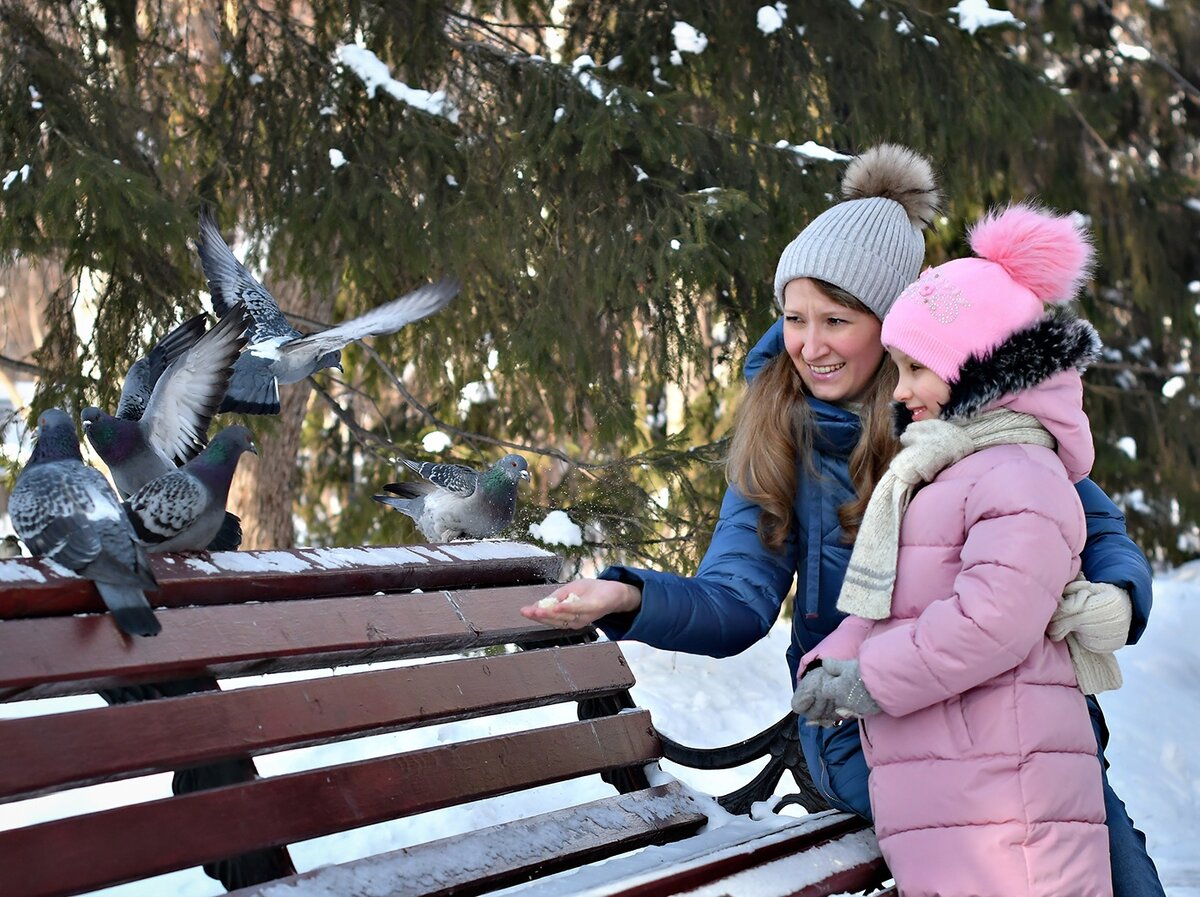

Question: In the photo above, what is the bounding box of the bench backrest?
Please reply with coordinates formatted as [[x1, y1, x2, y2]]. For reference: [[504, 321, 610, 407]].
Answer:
[[0, 542, 708, 897]]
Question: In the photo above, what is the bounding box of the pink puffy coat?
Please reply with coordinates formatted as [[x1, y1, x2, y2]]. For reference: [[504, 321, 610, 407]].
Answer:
[[802, 370, 1111, 897]]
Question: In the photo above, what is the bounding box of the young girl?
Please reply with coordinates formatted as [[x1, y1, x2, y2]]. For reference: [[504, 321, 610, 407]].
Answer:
[[793, 204, 1113, 897]]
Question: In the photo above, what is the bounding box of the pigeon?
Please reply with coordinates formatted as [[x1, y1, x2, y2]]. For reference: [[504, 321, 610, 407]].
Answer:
[[112, 312, 208, 423], [374, 453, 531, 542], [82, 302, 251, 498], [9, 409, 161, 636], [0, 535, 22, 558], [197, 206, 461, 415], [123, 426, 257, 553]]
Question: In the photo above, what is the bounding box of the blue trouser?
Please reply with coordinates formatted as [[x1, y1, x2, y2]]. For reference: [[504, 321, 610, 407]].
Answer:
[[1087, 696, 1166, 897], [797, 696, 1165, 896]]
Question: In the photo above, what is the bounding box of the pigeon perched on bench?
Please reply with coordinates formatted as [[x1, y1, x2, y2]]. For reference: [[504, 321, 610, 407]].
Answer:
[[197, 206, 460, 415], [82, 302, 250, 497], [123, 426, 257, 553], [373, 453, 530, 542], [9, 409, 161, 637]]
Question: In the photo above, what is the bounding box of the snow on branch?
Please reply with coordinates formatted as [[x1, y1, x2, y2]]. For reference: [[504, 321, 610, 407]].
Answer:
[[335, 44, 460, 123]]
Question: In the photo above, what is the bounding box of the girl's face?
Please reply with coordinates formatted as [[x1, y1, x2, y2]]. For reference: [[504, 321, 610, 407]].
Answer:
[[889, 347, 951, 421], [782, 278, 885, 404]]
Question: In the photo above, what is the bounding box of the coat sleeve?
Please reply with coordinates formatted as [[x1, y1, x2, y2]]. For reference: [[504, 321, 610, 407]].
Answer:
[[858, 460, 1082, 718], [798, 615, 873, 679], [1074, 477, 1153, 644], [596, 480, 797, 657]]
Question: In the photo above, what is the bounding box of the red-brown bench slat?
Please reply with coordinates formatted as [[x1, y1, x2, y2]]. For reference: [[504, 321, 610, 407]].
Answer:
[[569, 814, 878, 897], [0, 542, 560, 618], [0, 584, 564, 700], [1, 710, 661, 897], [227, 781, 711, 897], [0, 642, 634, 802], [462, 809, 884, 897]]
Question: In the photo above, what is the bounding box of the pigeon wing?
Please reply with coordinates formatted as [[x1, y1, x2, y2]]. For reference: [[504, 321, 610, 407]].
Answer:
[[24, 512, 103, 569], [280, 278, 460, 363], [197, 207, 301, 344], [125, 471, 206, 546], [141, 303, 251, 465], [117, 313, 208, 421], [10, 465, 115, 569], [404, 459, 479, 496]]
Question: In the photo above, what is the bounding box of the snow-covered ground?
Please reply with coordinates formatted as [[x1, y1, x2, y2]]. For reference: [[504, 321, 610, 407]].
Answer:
[[2, 564, 1197, 896]]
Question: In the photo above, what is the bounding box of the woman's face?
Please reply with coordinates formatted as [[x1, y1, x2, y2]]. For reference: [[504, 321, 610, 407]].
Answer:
[[781, 278, 885, 404]]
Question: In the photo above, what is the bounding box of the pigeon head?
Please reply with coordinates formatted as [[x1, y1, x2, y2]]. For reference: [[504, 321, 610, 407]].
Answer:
[[81, 406, 136, 460], [198, 425, 258, 466], [315, 350, 343, 374], [29, 408, 83, 463], [188, 425, 257, 494], [494, 454, 531, 484]]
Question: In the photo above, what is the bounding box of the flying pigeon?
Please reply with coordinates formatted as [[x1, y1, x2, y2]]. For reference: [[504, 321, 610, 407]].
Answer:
[[112, 312, 208, 423], [82, 302, 251, 499], [123, 426, 257, 553], [374, 453, 531, 542], [0, 535, 22, 559], [197, 206, 461, 415], [9, 409, 161, 637]]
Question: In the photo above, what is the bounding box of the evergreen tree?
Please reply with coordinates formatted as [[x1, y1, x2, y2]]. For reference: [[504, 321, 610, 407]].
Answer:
[[1, 1, 1196, 568]]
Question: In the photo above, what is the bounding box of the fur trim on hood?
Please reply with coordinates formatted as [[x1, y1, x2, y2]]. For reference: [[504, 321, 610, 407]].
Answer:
[[894, 312, 1101, 432]]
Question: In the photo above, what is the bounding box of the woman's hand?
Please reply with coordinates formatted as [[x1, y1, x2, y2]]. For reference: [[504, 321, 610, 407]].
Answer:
[[519, 578, 642, 630]]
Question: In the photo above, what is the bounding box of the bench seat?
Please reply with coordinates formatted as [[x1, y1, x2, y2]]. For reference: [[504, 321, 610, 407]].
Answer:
[[0, 542, 886, 897]]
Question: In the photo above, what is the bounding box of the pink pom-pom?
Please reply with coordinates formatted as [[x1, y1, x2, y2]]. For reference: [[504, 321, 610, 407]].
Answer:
[[968, 203, 1094, 304]]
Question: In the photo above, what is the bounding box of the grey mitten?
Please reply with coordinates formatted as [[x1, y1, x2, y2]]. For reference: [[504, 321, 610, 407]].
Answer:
[[791, 668, 842, 727], [822, 658, 882, 719]]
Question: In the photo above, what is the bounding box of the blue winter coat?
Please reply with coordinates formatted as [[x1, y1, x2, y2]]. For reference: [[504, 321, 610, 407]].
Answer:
[[598, 318, 1153, 813]]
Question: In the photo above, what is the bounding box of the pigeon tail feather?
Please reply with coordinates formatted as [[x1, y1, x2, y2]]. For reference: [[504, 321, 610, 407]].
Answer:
[[206, 512, 243, 551], [372, 493, 422, 521], [382, 481, 435, 499], [218, 352, 281, 415], [96, 582, 162, 637]]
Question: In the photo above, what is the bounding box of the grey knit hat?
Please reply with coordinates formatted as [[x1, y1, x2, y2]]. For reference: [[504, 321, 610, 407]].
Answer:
[[773, 144, 941, 319]]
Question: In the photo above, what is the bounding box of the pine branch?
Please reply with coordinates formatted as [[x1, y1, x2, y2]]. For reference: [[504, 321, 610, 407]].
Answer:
[[0, 353, 45, 378], [307, 378, 397, 458], [1091, 0, 1200, 102]]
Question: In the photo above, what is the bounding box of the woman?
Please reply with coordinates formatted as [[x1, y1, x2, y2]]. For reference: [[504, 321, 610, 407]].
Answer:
[[521, 145, 1162, 896]]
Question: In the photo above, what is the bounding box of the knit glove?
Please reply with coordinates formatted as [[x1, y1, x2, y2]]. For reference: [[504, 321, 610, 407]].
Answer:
[[791, 668, 843, 728], [1048, 580, 1133, 652], [823, 658, 882, 720]]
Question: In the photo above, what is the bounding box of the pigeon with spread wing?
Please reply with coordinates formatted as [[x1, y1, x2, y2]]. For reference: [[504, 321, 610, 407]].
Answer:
[[197, 207, 460, 415]]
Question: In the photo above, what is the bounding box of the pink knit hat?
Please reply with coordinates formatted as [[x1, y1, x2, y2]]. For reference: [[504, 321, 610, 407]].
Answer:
[[881, 203, 1094, 382]]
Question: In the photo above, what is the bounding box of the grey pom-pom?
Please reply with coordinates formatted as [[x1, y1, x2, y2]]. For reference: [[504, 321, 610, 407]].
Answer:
[[842, 144, 941, 229]]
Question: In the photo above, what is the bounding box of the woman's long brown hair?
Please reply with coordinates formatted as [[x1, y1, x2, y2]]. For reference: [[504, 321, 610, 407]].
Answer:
[[726, 282, 899, 551]]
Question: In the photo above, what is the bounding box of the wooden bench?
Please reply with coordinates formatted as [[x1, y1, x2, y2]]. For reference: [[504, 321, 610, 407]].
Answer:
[[0, 541, 888, 897]]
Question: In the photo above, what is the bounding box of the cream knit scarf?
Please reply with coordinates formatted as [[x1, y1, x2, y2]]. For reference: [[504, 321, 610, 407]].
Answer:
[[838, 409, 1055, 620], [836, 408, 1121, 695]]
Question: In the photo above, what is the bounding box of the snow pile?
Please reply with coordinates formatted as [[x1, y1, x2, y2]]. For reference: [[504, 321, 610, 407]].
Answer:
[[672, 21, 709, 61], [756, 5, 787, 36], [774, 140, 852, 163], [528, 510, 583, 547], [949, 0, 1023, 35]]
